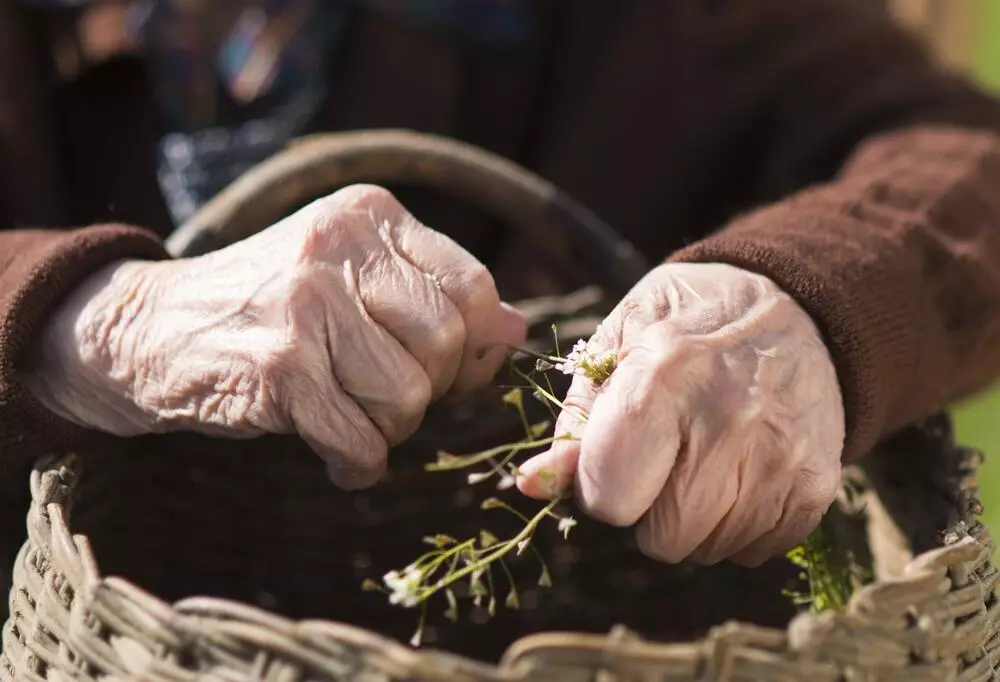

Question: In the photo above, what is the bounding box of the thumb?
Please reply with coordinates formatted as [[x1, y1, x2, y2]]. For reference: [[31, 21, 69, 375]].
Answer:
[[516, 371, 600, 499]]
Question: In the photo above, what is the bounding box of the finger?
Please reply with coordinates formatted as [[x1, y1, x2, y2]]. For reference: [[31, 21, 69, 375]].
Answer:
[[730, 468, 839, 567], [517, 323, 621, 499], [287, 267, 433, 446], [295, 186, 466, 400], [283, 361, 389, 490], [729, 504, 825, 568], [688, 483, 789, 565], [328, 297, 434, 446], [360, 252, 467, 400], [634, 401, 788, 564], [572, 327, 684, 527], [516, 372, 599, 499], [686, 419, 797, 564], [634, 454, 740, 564], [499, 301, 528, 349], [384, 201, 527, 392]]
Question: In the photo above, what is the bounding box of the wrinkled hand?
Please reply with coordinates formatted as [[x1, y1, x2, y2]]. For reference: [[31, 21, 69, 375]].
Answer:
[[24, 184, 526, 489], [517, 262, 845, 566]]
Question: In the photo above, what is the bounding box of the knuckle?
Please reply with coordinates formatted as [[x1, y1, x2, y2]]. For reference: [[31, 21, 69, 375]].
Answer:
[[302, 184, 402, 236], [424, 311, 466, 359], [296, 207, 347, 261], [330, 183, 399, 212], [796, 467, 840, 513], [398, 376, 432, 416], [460, 262, 499, 311]]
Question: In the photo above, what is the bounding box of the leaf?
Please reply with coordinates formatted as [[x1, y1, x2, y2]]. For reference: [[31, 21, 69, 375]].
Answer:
[[502, 388, 523, 408], [444, 589, 459, 623], [436, 451, 460, 465], [479, 530, 499, 549], [422, 534, 458, 548], [537, 566, 553, 588], [529, 421, 552, 439]]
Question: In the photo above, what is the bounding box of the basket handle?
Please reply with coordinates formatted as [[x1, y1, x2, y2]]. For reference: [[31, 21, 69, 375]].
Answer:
[[164, 129, 650, 299]]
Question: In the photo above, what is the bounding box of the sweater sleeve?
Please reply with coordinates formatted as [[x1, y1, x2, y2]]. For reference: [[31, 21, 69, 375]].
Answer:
[[670, 1, 1000, 461], [0, 226, 169, 473]]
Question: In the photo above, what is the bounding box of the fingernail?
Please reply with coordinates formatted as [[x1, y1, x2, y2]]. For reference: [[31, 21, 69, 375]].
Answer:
[[516, 450, 565, 498], [499, 301, 527, 343]]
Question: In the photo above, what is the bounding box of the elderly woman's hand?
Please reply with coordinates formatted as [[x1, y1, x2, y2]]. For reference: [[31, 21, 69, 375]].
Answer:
[[517, 262, 845, 566], [23, 184, 525, 489]]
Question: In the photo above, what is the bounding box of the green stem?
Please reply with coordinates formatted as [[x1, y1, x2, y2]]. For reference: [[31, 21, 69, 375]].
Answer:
[[510, 364, 587, 422], [414, 498, 561, 603], [508, 345, 565, 365], [412, 538, 477, 577], [540, 373, 559, 420], [426, 436, 568, 472]]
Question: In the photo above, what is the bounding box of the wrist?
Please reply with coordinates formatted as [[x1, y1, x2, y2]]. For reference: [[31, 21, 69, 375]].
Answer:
[[21, 258, 164, 436]]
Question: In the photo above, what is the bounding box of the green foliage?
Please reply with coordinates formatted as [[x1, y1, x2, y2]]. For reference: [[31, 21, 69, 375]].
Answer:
[[783, 488, 873, 613]]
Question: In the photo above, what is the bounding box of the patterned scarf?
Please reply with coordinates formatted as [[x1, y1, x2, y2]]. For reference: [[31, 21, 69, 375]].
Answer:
[[17, 0, 533, 224]]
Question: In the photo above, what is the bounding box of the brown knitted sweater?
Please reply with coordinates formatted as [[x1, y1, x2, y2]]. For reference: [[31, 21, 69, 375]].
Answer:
[[3, 0, 1000, 474]]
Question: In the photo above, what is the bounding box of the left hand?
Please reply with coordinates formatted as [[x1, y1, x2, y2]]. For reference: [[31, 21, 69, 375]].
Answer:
[[517, 262, 845, 566]]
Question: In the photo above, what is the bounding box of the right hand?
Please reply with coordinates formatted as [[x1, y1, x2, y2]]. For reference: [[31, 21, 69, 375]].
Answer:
[[22, 184, 526, 489]]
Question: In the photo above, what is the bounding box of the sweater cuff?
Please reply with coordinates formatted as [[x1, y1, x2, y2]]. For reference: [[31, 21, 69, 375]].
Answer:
[[0, 225, 169, 472], [668, 196, 932, 463]]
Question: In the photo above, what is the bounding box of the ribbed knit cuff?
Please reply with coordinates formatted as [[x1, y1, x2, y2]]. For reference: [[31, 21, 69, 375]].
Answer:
[[0, 225, 169, 473]]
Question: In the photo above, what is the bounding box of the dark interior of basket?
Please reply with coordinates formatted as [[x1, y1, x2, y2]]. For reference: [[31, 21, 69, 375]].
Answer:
[[0, 363, 967, 665]]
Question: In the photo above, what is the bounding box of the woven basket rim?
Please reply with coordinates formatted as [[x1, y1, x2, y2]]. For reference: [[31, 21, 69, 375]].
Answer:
[[1, 425, 996, 682]]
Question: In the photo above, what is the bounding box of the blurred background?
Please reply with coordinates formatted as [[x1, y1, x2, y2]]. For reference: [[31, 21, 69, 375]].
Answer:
[[887, 0, 1000, 544]]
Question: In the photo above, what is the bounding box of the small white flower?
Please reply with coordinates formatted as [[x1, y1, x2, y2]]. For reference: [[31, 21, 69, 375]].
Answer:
[[467, 471, 492, 485], [384, 565, 423, 608], [554, 340, 588, 375], [554, 339, 617, 385], [497, 474, 516, 490], [557, 516, 577, 539]]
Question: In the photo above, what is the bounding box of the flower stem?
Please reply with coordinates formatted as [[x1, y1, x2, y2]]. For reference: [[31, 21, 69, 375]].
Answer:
[[426, 436, 569, 472], [413, 498, 562, 604]]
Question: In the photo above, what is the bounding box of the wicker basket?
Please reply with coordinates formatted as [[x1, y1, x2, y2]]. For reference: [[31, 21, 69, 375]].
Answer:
[[2, 132, 997, 681]]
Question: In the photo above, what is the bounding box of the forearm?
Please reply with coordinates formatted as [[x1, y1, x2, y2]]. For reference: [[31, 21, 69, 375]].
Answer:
[[0, 225, 168, 471], [671, 125, 1000, 461]]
